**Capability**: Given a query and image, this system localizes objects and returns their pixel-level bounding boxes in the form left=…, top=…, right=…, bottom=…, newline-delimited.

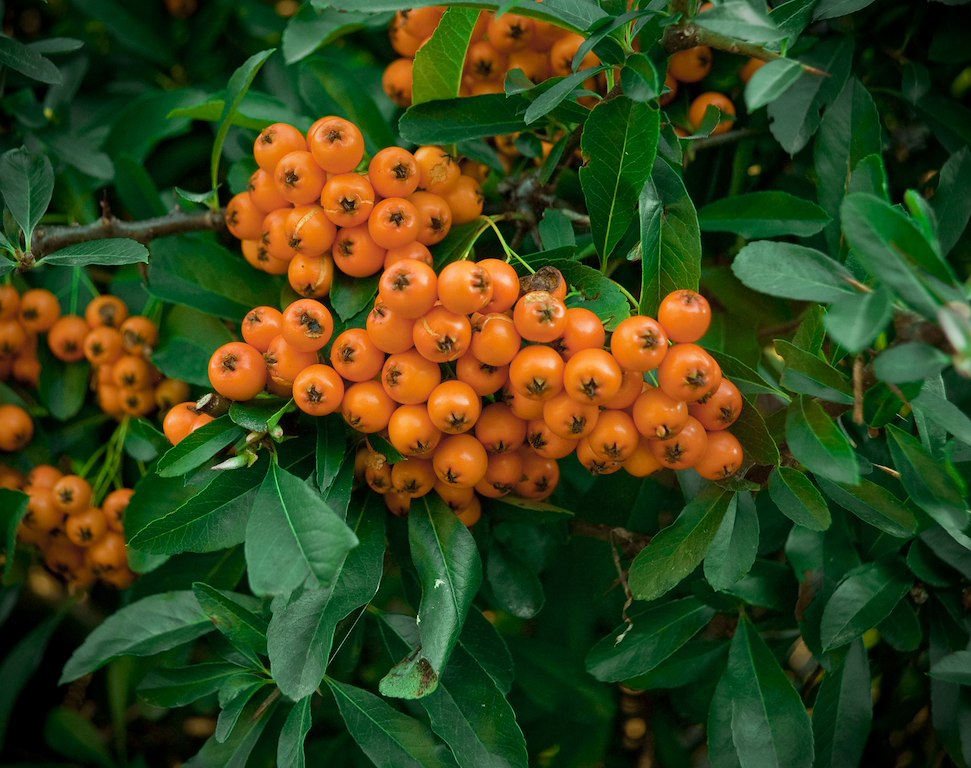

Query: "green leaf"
left=487, top=495, right=574, bottom=523
left=37, top=348, right=89, bottom=421
left=156, top=416, right=245, bottom=478
left=621, top=52, right=661, bottom=103
left=126, top=464, right=266, bottom=555
left=705, top=492, right=760, bottom=590
left=637, top=159, right=701, bottom=317
left=708, top=350, right=786, bottom=400
left=538, top=209, right=575, bottom=250
left=67, top=0, right=171, bottom=67
left=929, top=650, right=971, bottom=685
left=0, top=147, right=53, bottom=246
left=817, top=477, right=916, bottom=538
left=330, top=270, right=378, bottom=322
left=767, top=36, right=853, bottom=155
left=192, top=583, right=268, bottom=657
left=37, top=238, right=148, bottom=267
left=813, top=0, right=877, bottom=20
left=822, top=287, right=893, bottom=354
left=380, top=495, right=483, bottom=699
left=153, top=305, right=234, bottom=387
left=326, top=678, right=458, bottom=768
left=400, top=93, right=527, bottom=144
left=550, top=259, right=630, bottom=330
left=774, top=339, right=853, bottom=405
left=820, top=561, right=912, bottom=651
left=694, top=0, right=785, bottom=43
left=44, top=707, right=115, bottom=768
left=211, top=49, right=275, bottom=191
left=267, top=499, right=385, bottom=700
left=586, top=598, right=715, bottom=682
left=378, top=613, right=528, bottom=768
left=847, top=153, right=888, bottom=199
left=0, top=34, right=61, bottom=84
left=316, top=417, right=347, bottom=492
left=814, top=78, right=881, bottom=249
left=170, top=91, right=308, bottom=133
left=149, top=235, right=284, bottom=322
left=229, top=399, right=293, bottom=433
left=844, top=192, right=956, bottom=284
left=486, top=540, right=544, bottom=619
left=812, top=640, right=873, bottom=768
left=525, top=67, right=607, bottom=124
left=931, top=147, right=971, bottom=256
left=873, top=342, right=950, bottom=384
left=246, top=463, right=359, bottom=597
left=841, top=195, right=948, bottom=318
left=45, top=131, right=114, bottom=181
left=0, top=609, right=65, bottom=745
left=183, top=687, right=278, bottom=768
left=912, top=387, right=971, bottom=447
left=60, top=591, right=212, bottom=683
left=282, top=7, right=384, bottom=64
left=744, top=58, right=803, bottom=111
left=878, top=599, right=922, bottom=653
left=137, top=662, right=245, bottom=707
left=629, top=487, right=734, bottom=602
left=278, top=697, right=313, bottom=768
left=579, top=96, right=660, bottom=265
left=216, top=680, right=267, bottom=743
left=456, top=608, right=514, bottom=695
left=886, top=425, right=971, bottom=550
left=412, top=8, right=479, bottom=105
left=768, top=467, right=832, bottom=531
left=785, top=397, right=860, bottom=485
left=731, top=241, right=857, bottom=303
left=0, top=489, right=27, bottom=584
left=708, top=617, right=814, bottom=768
left=698, top=192, right=830, bottom=238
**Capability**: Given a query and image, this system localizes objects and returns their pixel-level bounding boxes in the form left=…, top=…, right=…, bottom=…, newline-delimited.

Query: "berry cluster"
left=2, top=465, right=135, bottom=589
left=224, top=118, right=485, bottom=295
left=381, top=7, right=601, bottom=107
left=0, top=284, right=188, bottom=421
left=199, top=255, right=745, bottom=524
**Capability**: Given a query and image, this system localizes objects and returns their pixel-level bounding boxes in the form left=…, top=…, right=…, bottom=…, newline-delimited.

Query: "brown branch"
left=662, top=22, right=828, bottom=76
left=853, top=356, right=865, bottom=425
left=29, top=209, right=225, bottom=262
left=571, top=520, right=652, bottom=558
left=610, top=533, right=636, bottom=644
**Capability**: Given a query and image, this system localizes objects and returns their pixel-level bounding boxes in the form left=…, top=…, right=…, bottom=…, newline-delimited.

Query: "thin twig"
left=570, top=520, right=652, bottom=558
left=663, top=22, right=828, bottom=75
left=610, top=532, right=636, bottom=646
left=873, top=463, right=902, bottom=479
left=28, top=209, right=225, bottom=262
left=251, top=687, right=281, bottom=722
left=686, top=127, right=765, bottom=153
left=853, top=356, right=865, bottom=425
left=886, top=381, right=914, bottom=412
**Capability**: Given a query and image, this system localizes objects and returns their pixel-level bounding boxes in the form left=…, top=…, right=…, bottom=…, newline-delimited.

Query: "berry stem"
left=617, top=283, right=639, bottom=310
left=92, top=416, right=131, bottom=505
left=480, top=215, right=536, bottom=274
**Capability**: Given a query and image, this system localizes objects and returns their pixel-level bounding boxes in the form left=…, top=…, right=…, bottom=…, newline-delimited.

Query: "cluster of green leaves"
left=2, top=0, right=971, bottom=766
